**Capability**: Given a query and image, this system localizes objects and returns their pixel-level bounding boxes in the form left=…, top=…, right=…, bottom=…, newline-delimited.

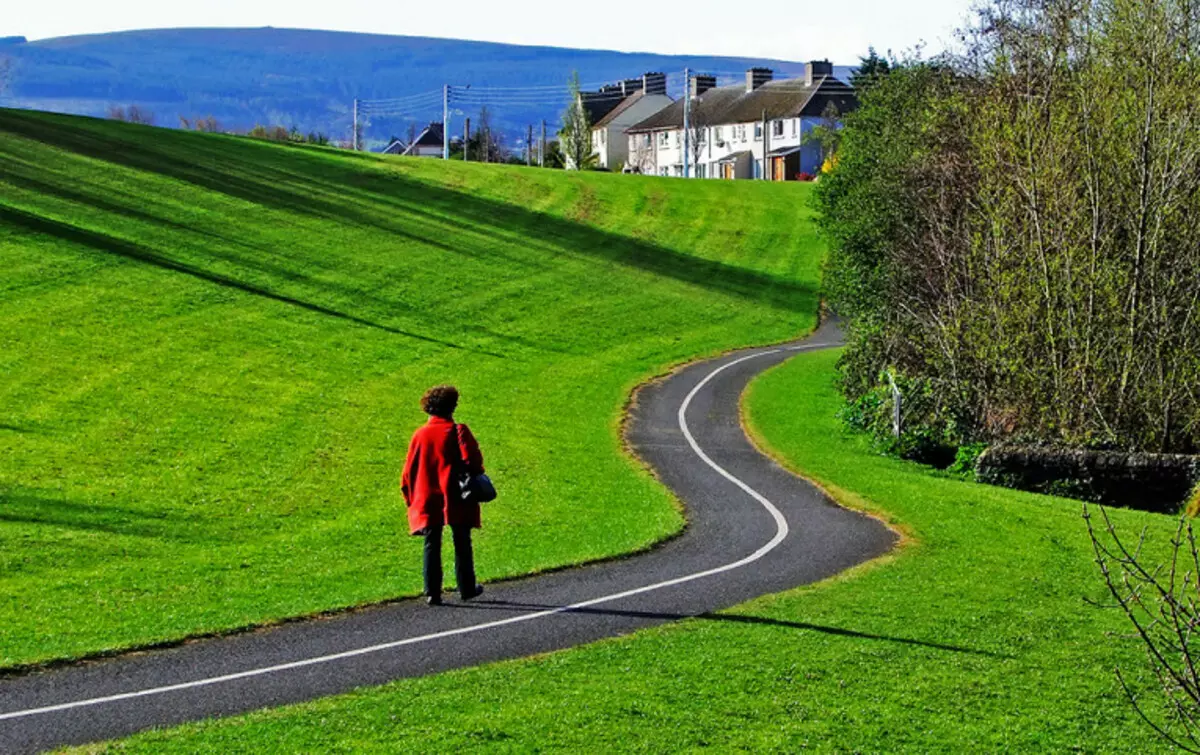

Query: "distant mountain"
left=0, top=28, right=842, bottom=148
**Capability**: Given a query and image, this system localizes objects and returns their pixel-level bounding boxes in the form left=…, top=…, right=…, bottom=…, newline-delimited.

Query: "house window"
left=735, top=124, right=746, bottom=142
left=791, top=118, right=798, bottom=137
left=659, top=167, right=669, bottom=176
left=754, top=123, right=763, bottom=141
left=696, top=164, right=706, bottom=179
left=714, top=126, right=724, bottom=141
left=672, top=164, right=682, bottom=177
left=658, top=132, right=669, bottom=146
left=772, top=120, right=784, bottom=137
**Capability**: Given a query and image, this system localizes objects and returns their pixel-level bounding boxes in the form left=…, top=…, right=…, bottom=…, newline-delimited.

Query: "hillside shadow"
left=0, top=489, right=214, bottom=543
left=0, top=110, right=817, bottom=316
left=0, top=204, right=505, bottom=356
left=451, top=599, right=1009, bottom=658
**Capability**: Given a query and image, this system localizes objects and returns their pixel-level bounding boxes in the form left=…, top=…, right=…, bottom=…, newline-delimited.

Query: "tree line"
left=821, top=0, right=1200, bottom=458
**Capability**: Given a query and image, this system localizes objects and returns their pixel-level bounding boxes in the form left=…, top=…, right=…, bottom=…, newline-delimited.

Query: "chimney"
left=746, top=67, right=773, bottom=92
left=690, top=74, right=716, bottom=98
left=805, top=60, right=833, bottom=86
left=642, top=72, right=667, bottom=96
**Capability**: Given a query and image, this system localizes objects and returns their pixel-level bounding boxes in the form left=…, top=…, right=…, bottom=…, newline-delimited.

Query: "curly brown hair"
left=421, top=384, right=459, bottom=418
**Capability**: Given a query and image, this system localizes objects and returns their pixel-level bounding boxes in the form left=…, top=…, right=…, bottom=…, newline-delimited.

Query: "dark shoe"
left=461, top=585, right=484, bottom=601
left=426, top=594, right=442, bottom=606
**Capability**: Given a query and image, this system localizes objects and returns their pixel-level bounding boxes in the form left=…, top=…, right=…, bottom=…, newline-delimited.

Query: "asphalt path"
left=0, top=318, right=897, bottom=753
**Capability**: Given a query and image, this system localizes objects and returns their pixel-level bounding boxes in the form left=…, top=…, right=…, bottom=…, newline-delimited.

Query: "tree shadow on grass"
left=0, top=109, right=818, bottom=316
left=450, top=599, right=1010, bottom=658
left=0, top=489, right=214, bottom=543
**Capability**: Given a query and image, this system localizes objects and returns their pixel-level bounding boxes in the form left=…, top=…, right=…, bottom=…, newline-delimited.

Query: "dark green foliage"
left=850, top=46, right=891, bottom=91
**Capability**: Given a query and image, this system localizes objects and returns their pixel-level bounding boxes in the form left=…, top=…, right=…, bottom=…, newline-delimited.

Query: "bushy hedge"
left=821, top=0, right=1200, bottom=456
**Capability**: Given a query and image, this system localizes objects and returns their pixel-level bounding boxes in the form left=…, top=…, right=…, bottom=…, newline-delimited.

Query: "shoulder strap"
left=453, top=423, right=470, bottom=468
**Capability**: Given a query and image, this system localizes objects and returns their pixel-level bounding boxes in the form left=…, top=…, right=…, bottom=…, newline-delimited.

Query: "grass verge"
left=76, top=348, right=1177, bottom=753
left=0, top=109, right=822, bottom=667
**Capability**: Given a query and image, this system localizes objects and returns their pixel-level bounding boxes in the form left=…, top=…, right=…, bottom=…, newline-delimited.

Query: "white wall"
left=629, top=116, right=807, bottom=178
left=593, top=93, right=673, bottom=169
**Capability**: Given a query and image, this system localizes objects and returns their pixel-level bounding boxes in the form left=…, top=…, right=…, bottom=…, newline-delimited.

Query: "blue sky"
left=5, top=0, right=976, bottom=63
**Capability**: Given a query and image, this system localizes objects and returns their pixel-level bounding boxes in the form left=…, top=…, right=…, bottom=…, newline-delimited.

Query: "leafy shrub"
left=947, top=442, right=988, bottom=479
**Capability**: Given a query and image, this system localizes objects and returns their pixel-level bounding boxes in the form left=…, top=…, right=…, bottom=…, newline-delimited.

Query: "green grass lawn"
left=0, top=109, right=824, bottom=668
left=83, top=348, right=1179, bottom=753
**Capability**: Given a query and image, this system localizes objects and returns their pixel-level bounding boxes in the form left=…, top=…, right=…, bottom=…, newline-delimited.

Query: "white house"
left=587, top=74, right=674, bottom=170
left=626, top=61, right=857, bottom=180
left=380, top=122, right=445, bottom=157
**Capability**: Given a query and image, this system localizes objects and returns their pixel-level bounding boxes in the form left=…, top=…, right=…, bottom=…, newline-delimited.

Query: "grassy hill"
left=90, top=350, right=1177, bottom=753
left=0, top=108, right=824, bottom=668
left=0, top=28, right=819, bottom=143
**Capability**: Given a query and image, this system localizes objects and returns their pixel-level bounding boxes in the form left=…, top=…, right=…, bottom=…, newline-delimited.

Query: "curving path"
left=0, top=318, right=896, bottom=753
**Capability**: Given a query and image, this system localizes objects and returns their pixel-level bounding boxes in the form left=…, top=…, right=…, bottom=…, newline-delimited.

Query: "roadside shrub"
left=796, top=171, right=815, bottom=181
left=820, top=2, right=1200, bottom=455
left=947, top=442, right=987, bottom=479
left=839, top=370, right=962, bottom=467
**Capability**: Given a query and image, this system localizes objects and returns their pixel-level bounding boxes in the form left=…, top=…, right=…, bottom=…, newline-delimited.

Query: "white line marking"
left=0, top=342, right=830, bottom=722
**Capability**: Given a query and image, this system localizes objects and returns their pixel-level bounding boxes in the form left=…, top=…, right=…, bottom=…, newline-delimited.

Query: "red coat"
left=401, top=416, right=484, bottom=534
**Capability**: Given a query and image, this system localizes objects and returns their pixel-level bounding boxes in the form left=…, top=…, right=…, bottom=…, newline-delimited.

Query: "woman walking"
left=400, top=384, right=485, bottom=606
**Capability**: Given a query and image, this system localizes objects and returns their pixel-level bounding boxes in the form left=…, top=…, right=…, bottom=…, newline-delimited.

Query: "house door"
left=723, top=163, right=735, bottom=180
left=772, top=157, right=786, bottom=181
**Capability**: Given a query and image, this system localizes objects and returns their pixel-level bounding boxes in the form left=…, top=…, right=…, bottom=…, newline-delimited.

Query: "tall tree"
left=850, top=46, right=891, bottom=92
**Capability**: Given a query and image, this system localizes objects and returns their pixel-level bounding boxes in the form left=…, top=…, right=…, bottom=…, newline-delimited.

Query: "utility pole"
left=527, top=124, right=533, bottom=166
left=464, top=117, right=471, bottom=162
left=682, top=68, right=690, bottom=179
left=540, top=120, right=547, bottom=167
left=352, top=98, right=359, bottom=151
left=761, top=109, right=768, bottom=180
left=442, top=85, right=450, bottom=160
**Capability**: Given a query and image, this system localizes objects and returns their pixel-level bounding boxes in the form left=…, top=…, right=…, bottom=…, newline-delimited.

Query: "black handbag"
left=455, top=424, right=497, bottom=504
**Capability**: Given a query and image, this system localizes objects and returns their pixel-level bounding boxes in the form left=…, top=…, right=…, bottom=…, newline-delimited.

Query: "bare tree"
left=686, top=97, right=710, bottom=176
left=1086, top=503, right=1200, bottom=752
left=0, top=56, right=12, bottom=100
left=109, top=105, right=155, bottom=125
left=626, top=133, right=655, bottom=174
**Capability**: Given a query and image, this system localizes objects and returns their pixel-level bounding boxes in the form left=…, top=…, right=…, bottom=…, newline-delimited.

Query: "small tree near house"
left=558, top=72, right=596, bottom=170
left=803, top=102, right=843, bottom=167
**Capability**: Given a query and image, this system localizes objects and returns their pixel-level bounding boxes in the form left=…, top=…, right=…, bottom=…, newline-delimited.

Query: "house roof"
left=715, top=150, right=752, bottom=163
left=767, top=145, right=804, bottom=157
left=627, top=75, right=856, bottom=133
left=410, top=123, right=444, bottom=147
left=592, top=90, right=649, bottom=129
left=581, top=89, right=629, bottom=125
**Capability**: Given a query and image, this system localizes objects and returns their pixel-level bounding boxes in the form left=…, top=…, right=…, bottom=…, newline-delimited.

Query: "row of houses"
left=590, top=61, right=855, bottom=180
left=378, top=60, right=856, bottom=181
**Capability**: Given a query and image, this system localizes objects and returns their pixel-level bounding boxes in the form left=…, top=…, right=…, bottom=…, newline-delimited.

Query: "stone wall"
left=976, top=446, right=1200, bottom=513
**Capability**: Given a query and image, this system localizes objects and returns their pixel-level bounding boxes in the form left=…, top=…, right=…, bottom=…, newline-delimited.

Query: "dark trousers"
left=423, top=525, right=476, bottom=598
